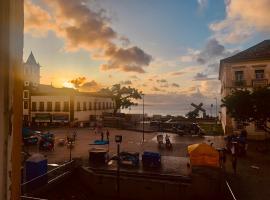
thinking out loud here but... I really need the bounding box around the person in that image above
[101,131,104,141]
[106,129,110,141]
[231,142,237,175]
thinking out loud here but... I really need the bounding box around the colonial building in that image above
[23,52,115,126]
[219,40,270,139]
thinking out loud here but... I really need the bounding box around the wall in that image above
[0,0,24,199]
[31,95,70,122]
[74,96,114,122]
[220,60,270,139]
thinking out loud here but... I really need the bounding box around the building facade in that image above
[23,52,115,126]
[219,40,270,139]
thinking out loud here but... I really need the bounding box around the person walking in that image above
[106,129,110,141]
[231,142,237,175]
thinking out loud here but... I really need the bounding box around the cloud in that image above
[129,75,139,79]
[69,77,86,88]
[194,38,238,75]
[24,0,54,36]
[199,80,220,96]
[193,73,216,81]
[79,80,103,92]
[196,38,226,64]
[170,71,186,76]
[152,87,164,92]
[197,0,208,10]
[171,83,180,88]
[120,80,132,85]
[24,0,152,73]
[156,79,167,83]
[100,45,152,73]
[210,0,270,44]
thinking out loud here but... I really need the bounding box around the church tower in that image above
[23,52,40,124]
[23,51,40,87]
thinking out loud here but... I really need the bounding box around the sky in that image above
[24,0,270,116]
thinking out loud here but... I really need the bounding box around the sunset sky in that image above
[23,0,270,115]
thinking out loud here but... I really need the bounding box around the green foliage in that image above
[99,84,142,113]
[221,87,270,133]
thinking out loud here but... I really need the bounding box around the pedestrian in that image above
[106,129,110,141]
[101,131,104,141]
[231,142,237,175]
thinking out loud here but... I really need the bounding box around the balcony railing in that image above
[233,80,246,87]
[252,78,268,87]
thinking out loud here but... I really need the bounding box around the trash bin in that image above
[142,151,161,168]
[89,148,108,165]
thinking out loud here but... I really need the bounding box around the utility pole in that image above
[142,94,145,143]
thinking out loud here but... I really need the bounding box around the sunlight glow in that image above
[63,81,75,89]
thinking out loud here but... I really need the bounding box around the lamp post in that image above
[214,97,218,124]
[210,104,213,118]
[142,94,145,143]
[115,135,122,196]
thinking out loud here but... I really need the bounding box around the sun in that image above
[63,81,75,89]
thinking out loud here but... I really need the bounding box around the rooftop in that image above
[25,51,39,66]
[221,40,270,64]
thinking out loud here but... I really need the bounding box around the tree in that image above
[99,84,142,114]
[221,87,270,134]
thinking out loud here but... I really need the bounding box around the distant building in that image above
[219,40,270,139]
[23,52,115,126]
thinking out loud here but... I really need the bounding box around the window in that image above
[235,71,244,81]
[64,101,69,112]
[23,90,29,99]
[94,102,96,110]
[55,102,61,112]
[98,102,101,110]
[47,102,52,111]
[39,102,44,111]
[103,102,105,109]
[106,102,108,109]
[89,102,92,110]
[110,102,112,109]
[77,102,81,111]
[24,81,29,86]
[255,69,264,79]
[23,101,28,109]
[32,102,37,111]
[83,102,87,111]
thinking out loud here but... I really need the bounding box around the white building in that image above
[219,40,270,140]
[23,52,115,126]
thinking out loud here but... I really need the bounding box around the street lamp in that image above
[115,135,122,196]
[142,93,145,143]
[214,97,218,124]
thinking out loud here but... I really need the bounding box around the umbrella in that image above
[188,143,219,168]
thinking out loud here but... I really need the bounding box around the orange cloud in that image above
[69,77,86,88]
[24,0,152,73]
[24,0,54,36]
[210,0,270,44]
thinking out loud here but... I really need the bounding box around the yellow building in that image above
[219,40,270,140]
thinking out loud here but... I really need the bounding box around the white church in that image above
[23,52,115,126]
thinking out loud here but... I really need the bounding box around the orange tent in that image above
[188,143,220,168]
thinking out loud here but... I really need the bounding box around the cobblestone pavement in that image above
[27,127,225,164]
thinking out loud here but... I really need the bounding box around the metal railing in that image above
[234,80,246,87]
[252,78,268,87]
[225,180,237,200]
[21,196,48,200]
[21,160,75,195]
